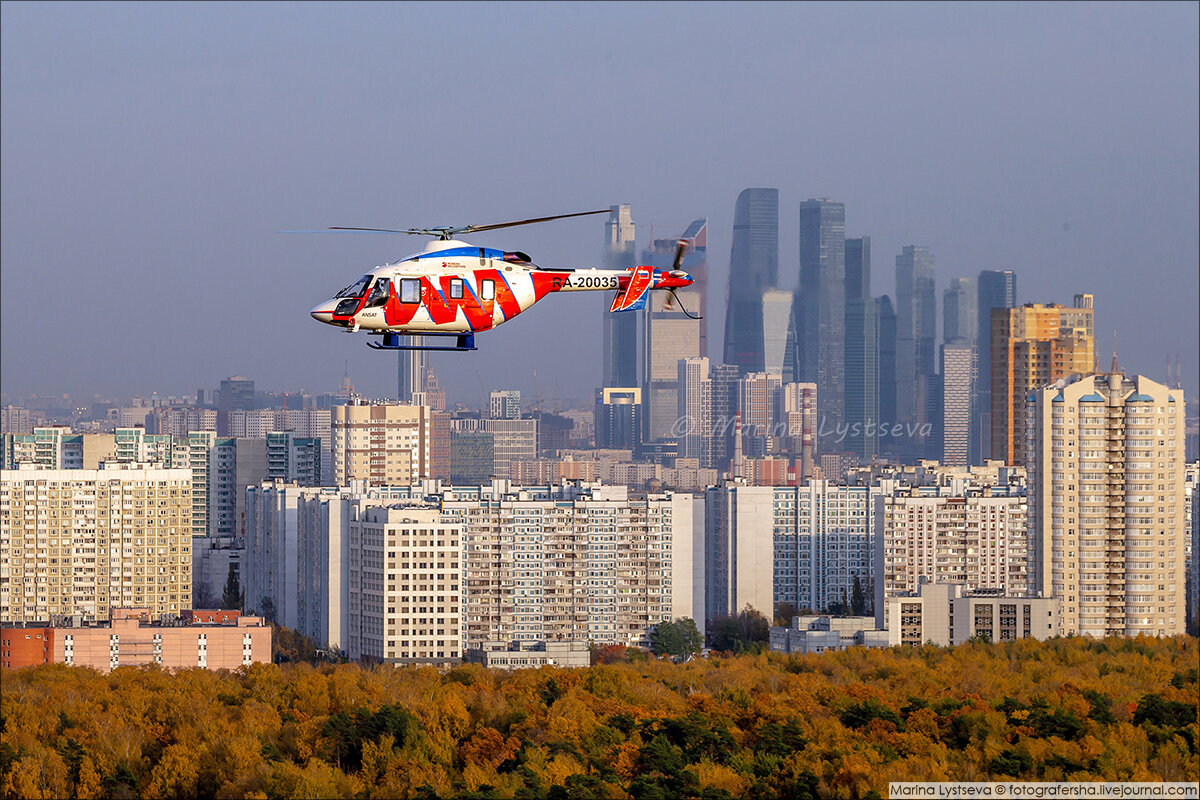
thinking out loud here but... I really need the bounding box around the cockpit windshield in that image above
[335,274,373,299]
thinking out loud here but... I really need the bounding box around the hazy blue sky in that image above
[3,1,1197,408]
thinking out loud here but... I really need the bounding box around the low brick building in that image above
[1,608,271,672]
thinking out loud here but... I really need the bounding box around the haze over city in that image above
[2,1,1197,406]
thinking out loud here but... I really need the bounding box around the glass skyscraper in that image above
[976,269,1017,461]
[894,245,937,461]
[602,204,638,388]
[843,236,877,458]
[796,199,846,432]
[722,188,779,375]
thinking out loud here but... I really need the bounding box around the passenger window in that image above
[480,279,495,300]
[400,279,421,303]
[449,279,464,299]
[366,278,391,307]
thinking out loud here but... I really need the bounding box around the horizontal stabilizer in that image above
[609,265,654,312]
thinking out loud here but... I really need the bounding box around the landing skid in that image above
[366,332,477,352]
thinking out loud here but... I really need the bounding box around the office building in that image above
[844,236,877,459]
[594,387,642,452]
[642,226,705,442]
[991,295,1095,465]
[0,466,193,624]
[761,289,793,378]
[882,581,1058,647]
[893,246,938,461]
[770,615,888,654]
[1027,372,1186,636]
[875,492,1029,631]
[796,199,847,431]
[217,376,255,436]
[723,188,779,374]
[451,429,495,484]
[482,417,537,478]
[875,296,898,455]
[602,204,638,388]
[977,270,1018,461]
[489,390,521,420]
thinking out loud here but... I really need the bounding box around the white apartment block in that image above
[1028,372,1187,637]
[347,506,462,665]
[875,491,1029,631]
[707,480,883,622]
[440,483,699,648]
[0,466,192,623]
[244,480,702,662]
[332,403,435,485]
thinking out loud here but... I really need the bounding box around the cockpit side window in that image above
[336,274,373,299]
[366,277,391,307]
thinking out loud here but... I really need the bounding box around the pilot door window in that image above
[399,279,421,303]
[365,278,391,307]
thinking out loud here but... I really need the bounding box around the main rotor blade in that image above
[329,226,417,234]
[464,209,610,234]
[280,228,407,234]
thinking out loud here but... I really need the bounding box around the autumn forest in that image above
[1,636,1197,799]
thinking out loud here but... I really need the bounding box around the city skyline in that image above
[2,3,1197,408]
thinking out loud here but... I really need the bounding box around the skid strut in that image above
[366,332,477,352]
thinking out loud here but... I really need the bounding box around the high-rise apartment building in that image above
[894,246,938,461]
[3,428,115,470]
[707,481,881,621]
[677,357,710,462]
[1027,372,1186,637]
[641,225,705,442]
[332,403,439,485]
[991,294,1095,465]
[246,481,702,660]
[0,466,193,623]
[875,492,1029,632]
[723,189,779,375]
[796,199,847,431]
[977,270,1018,461]
[1,407,32,436]
[489,390,521,420]
[941,343,974,466]
[602,204,638,388]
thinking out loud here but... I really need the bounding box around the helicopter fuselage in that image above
[309,239,693,339]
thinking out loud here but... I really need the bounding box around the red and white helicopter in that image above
[303,210,699,351]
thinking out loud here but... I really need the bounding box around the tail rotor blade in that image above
[672,239,688,271]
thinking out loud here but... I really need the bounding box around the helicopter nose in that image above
[310,301,336,324]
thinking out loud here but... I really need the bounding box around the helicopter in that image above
[301,210,700,352]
